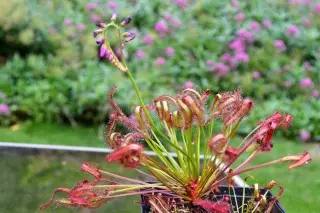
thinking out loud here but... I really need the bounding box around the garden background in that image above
[0,0,319,212]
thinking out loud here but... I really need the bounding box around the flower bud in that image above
[96,22,107,28]
[120,17,131,27]
[96,37,104,45]
[93,29,103,38]
[111,11,117,21]
[124,32,136,42]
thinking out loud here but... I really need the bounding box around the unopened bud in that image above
[93,29,103,38]
[96,37,104,45]
[96,22,107,28]
[124,32,136,42]
[120,17,131,27]
[111,11,117,21]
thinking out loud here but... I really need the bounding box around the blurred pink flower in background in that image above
[87,2,97,11]
[107,1,117,10]
[252,71,261,79]
[165,47,175,56]
[164,14,173,21]
[284,80,293,88]
[303,61,312,71]
[231,0,239,9]
[249,21,261,31]
[0,104,10,116]
[302,0,312,5]
[263,19,272,29]
[154,20,169,36]
[220,53,232,63]
[237,29,254,42]
[63,18,72,26]
[299,130,310,142]
[234,52,249,63]
[312,90,319,98]
[143,34,154,45]
[76,23,86,32]
[135,49,146,60]
[314,3,320,15]
[214,63,230,77]
[206,60,215,69]
[303,18,311,28]
[274,40,286,52]
[172,19,182,27]
[155,57,166,66]
[184,81,194,89]
[300,77,313,88]
[229,39,245,52]
[91,14,101,23]
[235,13,245,22]
[175,0,188,8]
[287,24,300,37]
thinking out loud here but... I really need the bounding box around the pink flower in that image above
[252,71,261,79]
[229,39,245,52]
[135,49,146,60]
[231,0,240,9]
[302,0,312,5]
[300,77,313,88]
[237,29,254,42]
[155,57,166,66]
[91,14,101,23]
[220,53,232,63]
[184,81,194,89]
[263,19,272,29]
[274,40,286,52]
[154,20,169,36]
[206,60,215,69]
[175,0,188,8]
[63,18,72,26]
[164,14,173,21]
[76,23,86,32]
[303,19,311,28]
[107,1,117,10]
[287,24,300,37]
[312,90,319,98]
[214,63,230,77]
[143,34,154,45]
[314,3,320,15]
[234,52,249,63]
[249,21,261,31]
[0,104,10,116]
[172,19,182,27]
[87,2,97,11]
[299,130,310,142]
[235,13,245,22]
[303,62,312,71]
[165,47,175,56]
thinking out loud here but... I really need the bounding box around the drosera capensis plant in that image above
[41,12,312,213]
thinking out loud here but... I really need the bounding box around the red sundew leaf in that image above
[209,134,227,154]
[106,143,144,168]
[40,188,71,210]
[80,163,102,180]
[194,200,230,213]
[288,152,311,169]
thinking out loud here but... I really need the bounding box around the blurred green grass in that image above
[0,123,319,212]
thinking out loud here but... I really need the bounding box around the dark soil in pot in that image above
[141,185,285,213]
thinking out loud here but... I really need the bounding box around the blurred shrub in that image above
[0,0,319,141]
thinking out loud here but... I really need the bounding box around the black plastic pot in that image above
[141,185,285,213]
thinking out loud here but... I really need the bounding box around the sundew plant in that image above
[41,12,312,213]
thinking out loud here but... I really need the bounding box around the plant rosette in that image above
[41,12,311,213]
